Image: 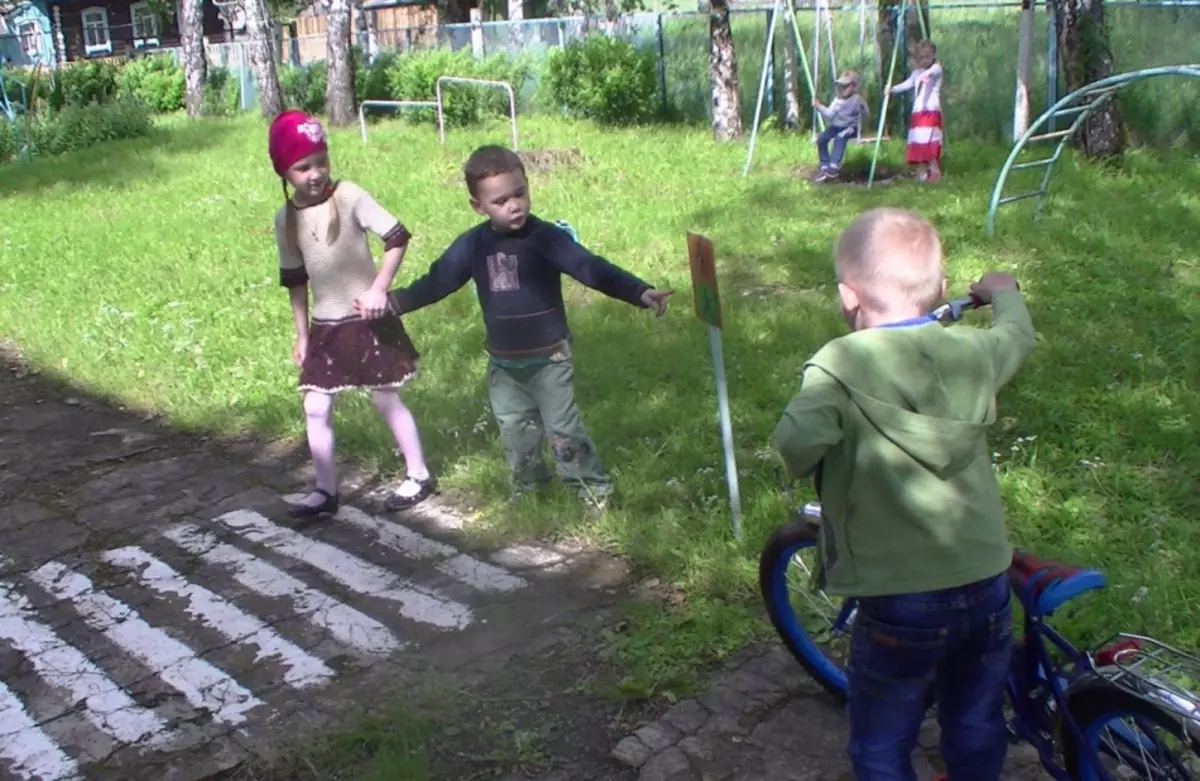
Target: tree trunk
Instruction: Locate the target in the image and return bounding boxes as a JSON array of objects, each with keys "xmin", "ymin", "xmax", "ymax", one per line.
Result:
[
  {"xmin": 325, "ymin": 0, "xmax": 355, "ymax": 125},
  {"xmin": 903, "ymin": 0, "xmax": 929, "ymax": 58},
  {"xmin": 1053, "ymin": 0, "xmax": 1125, "ymax": 158},
  {"xmin": 783, "ymin": 11, "xmax": 800, "ymax": 130},
  {"xmin": 506, "ymin": 0, "xmax": 524, "ymax": 53},
  {"xmin": 177, "ymin": 0, "xmax": 206, "ymax": 118},
  {"xmin": 442, "ymin": 0, "xmax": 470, "ymax": 23},
  {"xmin": 875, "ymin": 0, "xmax": 897, "ymax": 89},
  {"xmin": 708, "ymin": 0, "xmax": 742, "ymax": 142},
  {"xmin": 357, "ymin": 0, "xmax": 377, "ymax": 64},
  {"xmin": 242, "ymin": 0, "xmax": 283, "ymax": 119}
]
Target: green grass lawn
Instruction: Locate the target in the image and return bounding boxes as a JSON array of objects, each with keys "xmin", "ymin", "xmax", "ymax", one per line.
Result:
[{"xmin": 1, "ymin": 112, "xmax": 1198, "ymax": 712}]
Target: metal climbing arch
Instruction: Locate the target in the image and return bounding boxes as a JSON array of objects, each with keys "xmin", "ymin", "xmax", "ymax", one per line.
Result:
[{"xmin": 985, "ymin": 64, "xmax": 1200, "ymax": 236}]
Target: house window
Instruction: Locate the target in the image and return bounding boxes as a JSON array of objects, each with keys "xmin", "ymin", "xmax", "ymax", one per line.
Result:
[
  {"xmin": 18, "ymin": 20, "xmax": 40, "ymax": 57},
  {"xmin": 81, "ymin": 6, "xmax": 112, "ymax": 55},
  {"xmin": 130, "ymin": 2, "xmax": 159, "ymax": 48}
]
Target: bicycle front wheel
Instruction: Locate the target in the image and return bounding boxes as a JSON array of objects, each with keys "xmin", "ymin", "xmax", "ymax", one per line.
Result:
[
  {"xmin": 758, "ymin": 519, "xmax": 854, "ymax": 701},
  {"xmin": 1065, "ymin": 684, "xmax": 1200, "ymax": 779}
]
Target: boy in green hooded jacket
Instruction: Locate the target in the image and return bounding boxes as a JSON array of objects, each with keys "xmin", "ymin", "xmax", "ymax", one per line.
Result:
[{"xmin": 771, "ymin": 207, "xmax": 1035, "ymax": 781}]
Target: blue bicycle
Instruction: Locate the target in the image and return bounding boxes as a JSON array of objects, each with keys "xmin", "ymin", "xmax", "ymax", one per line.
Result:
[{"xmin": 760, "ymin": 297, "xmax": 1200, "ymax": 779}]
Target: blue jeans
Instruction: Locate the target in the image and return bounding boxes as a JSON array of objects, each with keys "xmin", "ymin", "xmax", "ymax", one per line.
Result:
[
  {"xmin": 846, "ymin": 573, "xmax": 1012, "ymax": 781},
  {"xmin": 817, "ymin": 124, "xmax": 857, "ymax": 169}
]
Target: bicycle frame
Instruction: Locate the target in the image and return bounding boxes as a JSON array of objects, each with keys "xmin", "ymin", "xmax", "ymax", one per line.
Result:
[{"xmin": 1007, "ymin": 603, "xmax": 1110, "ymax": 779}]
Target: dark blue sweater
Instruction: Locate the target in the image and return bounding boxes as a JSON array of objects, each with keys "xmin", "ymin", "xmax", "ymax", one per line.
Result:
[{"xmin": 388, "ymin": 215, "xmax": 651, "ymax": 361}]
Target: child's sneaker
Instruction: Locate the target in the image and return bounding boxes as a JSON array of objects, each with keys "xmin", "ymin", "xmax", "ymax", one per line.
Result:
[
  {"xmin": 812, "ymin": 166, "xmax": 831, "ymax": 183},
  {"xmin": 826, "ymin": 166, "xmax": 841, "ymax": 181}
]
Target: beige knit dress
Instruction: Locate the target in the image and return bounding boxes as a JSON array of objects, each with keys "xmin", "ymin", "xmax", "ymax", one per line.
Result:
[{"xmin": 276, "ymin": 181, "xmax": 419, "ymax": 393}]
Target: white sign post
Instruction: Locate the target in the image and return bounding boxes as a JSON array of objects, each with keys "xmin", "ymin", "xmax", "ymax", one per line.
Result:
[{"xmin": 687, "ymin": 233, "xmax": 743, "ymax": 540}]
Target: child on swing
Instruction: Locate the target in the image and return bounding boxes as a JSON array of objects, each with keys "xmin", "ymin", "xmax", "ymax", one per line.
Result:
[
  {"xmin": 811, "ymin": 70, "xmax": 870, "ymax": 183},
  {"xmin": 890, "ymin": 39, "xmax": 944, "ymax": 182}
]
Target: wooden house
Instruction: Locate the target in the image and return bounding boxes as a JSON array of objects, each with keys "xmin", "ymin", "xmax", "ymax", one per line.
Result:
[
  {"xmin": 44, "ymin": 0, "xmax": 229, "ymax": 62},
  {"xmin": 0, "ymin": 0, "xmax": 56, "ymax": 67}
]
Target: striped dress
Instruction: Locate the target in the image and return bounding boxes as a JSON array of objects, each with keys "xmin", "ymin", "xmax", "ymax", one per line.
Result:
[{"xmin": 891, "ymin": 61, "xmax": 944, "ymax": 165}]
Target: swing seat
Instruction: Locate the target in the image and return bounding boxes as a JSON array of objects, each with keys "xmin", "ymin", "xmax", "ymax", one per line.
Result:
[{"xmin": 852, "ymin": 111, "xmax": 889, "ymax": 145}]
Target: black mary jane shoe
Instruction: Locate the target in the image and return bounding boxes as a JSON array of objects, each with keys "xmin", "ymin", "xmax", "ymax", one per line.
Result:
[
  {"xmin": 383, "ymin": 475, "xmax": 437, "ymax": 512},
  {"xmin": 287, "ymin": 488, "xmax": 340, "ymax": 519}
]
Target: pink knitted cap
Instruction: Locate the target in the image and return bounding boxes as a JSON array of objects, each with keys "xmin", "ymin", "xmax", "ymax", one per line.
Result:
[{"xmin": 267, "ymin": 110, "xmax": 327, "ymax": 177}]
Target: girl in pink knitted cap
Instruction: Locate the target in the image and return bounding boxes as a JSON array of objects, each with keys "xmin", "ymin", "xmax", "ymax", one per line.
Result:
[{"xmin": 268, "ymin": 109, "xmax": 435, "ymax": 518}]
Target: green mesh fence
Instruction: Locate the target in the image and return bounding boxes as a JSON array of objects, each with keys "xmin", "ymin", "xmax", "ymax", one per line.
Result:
[{"xmin": 383, "ymin": 2, "xmax": 1200, "ymax": 146}]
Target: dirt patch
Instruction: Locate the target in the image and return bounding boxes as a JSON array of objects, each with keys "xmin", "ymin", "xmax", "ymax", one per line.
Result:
[
  {"xmin": 520, "ymin": 148, "xmax": 584, "ymax": 173},
  {"xmin": 792, "ymin": 163, "xmax": 908, "ymax": 186},
  {"xmin": 425, "ymin": 614, "xmax": 656, "ymax": 781}
]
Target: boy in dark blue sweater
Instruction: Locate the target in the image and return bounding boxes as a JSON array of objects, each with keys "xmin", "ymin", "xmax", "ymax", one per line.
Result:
[{"xmin": 384, "ymin": 145, "xmax": 673, "ymax": 506}]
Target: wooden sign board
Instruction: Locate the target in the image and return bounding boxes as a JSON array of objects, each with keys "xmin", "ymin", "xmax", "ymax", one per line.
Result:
[{"xmin": 687, "ymin": 232, "xmax": 722, "ymax": 330}]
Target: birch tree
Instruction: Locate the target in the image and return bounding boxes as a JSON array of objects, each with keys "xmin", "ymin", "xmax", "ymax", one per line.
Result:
[
  {"xmin": 243, "ymin": 0, "xmax": 283, "ymax": 119},
  {"xmin": 324, "ymin": 0, "xmax": 355, "ymax": 125},
  {"xmin": 1053, "ymin": 0, "xmax": 1125, "ymax": 158},
  {"xmin": 708, "ymin": 0, "xmax": 742, "ymax": 141},
  {"xmin": 176, "ymin": 0, "xmax": 206, "ymax": 117}
]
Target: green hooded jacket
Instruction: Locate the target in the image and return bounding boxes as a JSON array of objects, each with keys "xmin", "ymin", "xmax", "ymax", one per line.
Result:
[{"xmin": 770, "ymin": 290, "xmax": 1036, "ymax": 597}]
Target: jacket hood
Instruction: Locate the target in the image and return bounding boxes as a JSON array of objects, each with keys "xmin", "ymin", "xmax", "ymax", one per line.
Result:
[{"xmin": 806, "ymin": 323, "xmax": 997, "ymax": 476}]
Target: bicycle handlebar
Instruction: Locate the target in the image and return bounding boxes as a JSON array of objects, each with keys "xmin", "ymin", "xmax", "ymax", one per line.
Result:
[{"xmin": 929, "ymin": 294, "xmax": 986, "ymax": 324}]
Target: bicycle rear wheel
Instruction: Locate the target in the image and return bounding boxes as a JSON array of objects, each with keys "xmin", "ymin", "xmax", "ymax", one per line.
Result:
[
  {"xmin": 1065, "ymin": 684, "xmax": 1200, "ymax": 779},
  {"xmin": 758, "ymin": 519, "xmax": 854, "ymax": 701}
]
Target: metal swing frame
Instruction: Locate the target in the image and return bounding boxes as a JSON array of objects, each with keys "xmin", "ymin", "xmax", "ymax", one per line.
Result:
[{"xmin": 742, "ymin": 0, "xmax": 928, "ymax": 190}]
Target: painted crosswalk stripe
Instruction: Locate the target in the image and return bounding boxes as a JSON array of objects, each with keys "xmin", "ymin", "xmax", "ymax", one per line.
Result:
[
  {"xmin": 0, "ymin": 582, "xmax": 169, "ymax": 746},
  {"xmin": 335, "ymin": 507, "xmax": 527, "ymax": 593},
  {"xmin": 213, "ymin": 511, "xmax": 473, "ymax": 631},
  {"xmin": 29, "ymin": 562, "xmax": 263, "ymax": 726},
  {"xmin": 162, "ymin": 523, "xmax": 403, "ymax": 656},
  {"xmin": 101, "ymin": 547, "xmax": 334, "ymax": 688},
  {"xmin": 0, "ymin": 678, "xmax": 82, "ymax": 780}
]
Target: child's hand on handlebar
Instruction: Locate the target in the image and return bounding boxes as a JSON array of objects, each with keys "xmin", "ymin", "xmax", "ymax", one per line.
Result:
[{"xmin": 969, "ymin": 272, "xmax": 1020, "ymax": 304}]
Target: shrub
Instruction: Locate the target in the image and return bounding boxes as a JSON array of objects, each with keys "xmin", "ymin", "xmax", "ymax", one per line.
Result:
[
  {"xmin": 0, "ymin": 67, "xmax": 36, "ymax": 113},
  {"xmin": 117, "ymin": 54, "xmax": 185, "ymax": 113},
  {"xmin": 23, "ymin": 98, "xmax": 152, "ymax": 156},
  {"xmin": 279, "ymin": 61, "xmax": 327, "ymax": 114},
  {"xmin": 356, "ymin": 48, "xmax": 397, "ymax": 103},
  {"xmin": 50, "ymin": 61, "xmax": 121, "ymax": 110},
  {"xmin": 385, "ymin": 49, "xmax": 530, "ymax": 127},
  {"xmin": 202, "ymin": 66, "xmax": 241, "ymax": 117},
  {"xmin": 0, "ymin": 119, "xmax": 12, "ymax": 164},
  {"xmin": 543, "ymin": 34, "xmax": 658, "ymax": 126}
]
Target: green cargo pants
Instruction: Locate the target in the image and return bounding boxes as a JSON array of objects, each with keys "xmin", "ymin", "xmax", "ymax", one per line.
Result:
[{"xmin": 486, "ymin": 359, "xmax": 613, "ymax": 501}]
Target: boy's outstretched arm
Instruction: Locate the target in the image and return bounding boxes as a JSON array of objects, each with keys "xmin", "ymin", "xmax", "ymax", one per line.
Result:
[
  {"xmin": 542, "ymin": 224, "xmax": 668, "ymax": 312},
  {"xmin": 969, "ymin": 273, "xmax": 1036, "ymax": 391},
  {"xmin": 771, "ymin": 366, "xmax": 847, "ymax": 480},
  {"xmin": 387, "ymin": 233, "xmax": 474, "ymax": 315}
]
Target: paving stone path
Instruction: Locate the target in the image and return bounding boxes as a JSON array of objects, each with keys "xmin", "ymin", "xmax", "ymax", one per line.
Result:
[
  {"xmin": 0, "ymin": 349, "xmax": 631, "ymax": 781},
  {"xmin": 609, "ymin": 643, "xmax": 1050, "ymax": 781},
  {"xmin": 0, "ymin": 343, "xmax": 1055, "ymax": 781}
]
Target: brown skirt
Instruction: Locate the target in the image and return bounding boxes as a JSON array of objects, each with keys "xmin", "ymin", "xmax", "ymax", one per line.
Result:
[{"xmin": 299, "ymin": 314, "xmax": 420, "ymax": 394}]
